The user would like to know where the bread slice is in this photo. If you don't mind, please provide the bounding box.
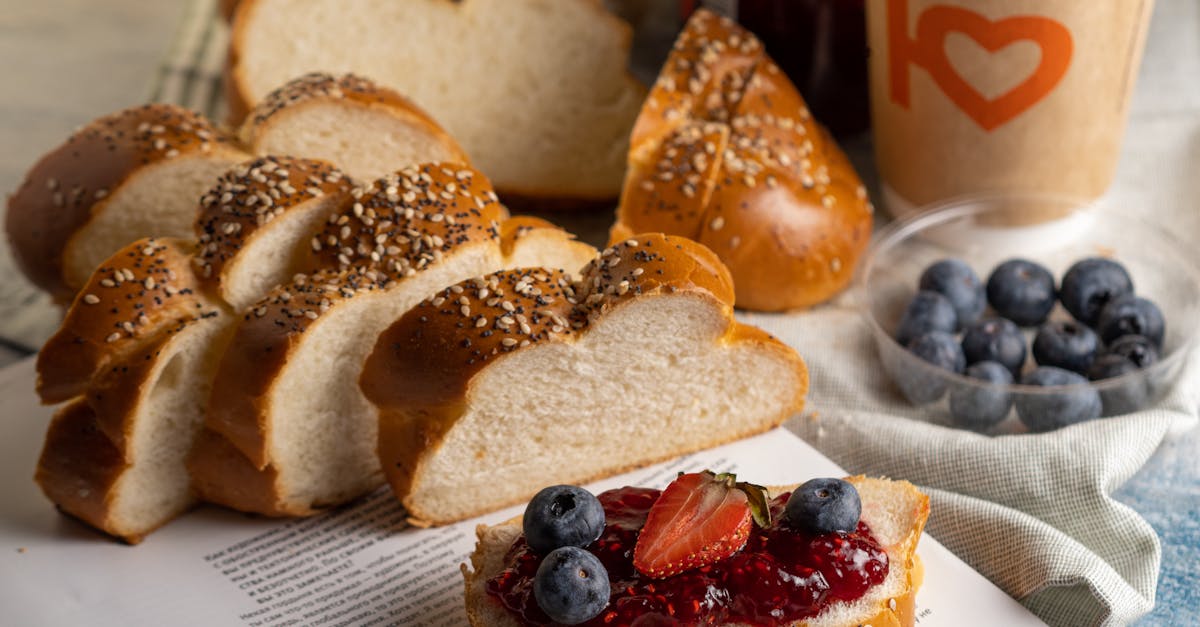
[463,476,929,627]
[240,73,469,183]
[34,239,232,543]
[194,155,354,311]
[227,0,645,201]
[188,164,597,517]
[613,10,873,311]
[6,104,248,301]
[36,239,212,405]
[360,233,809,525]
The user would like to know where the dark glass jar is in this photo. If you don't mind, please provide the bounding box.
[682,0,870,137]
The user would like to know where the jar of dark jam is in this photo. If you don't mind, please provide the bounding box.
[681,0,870,137]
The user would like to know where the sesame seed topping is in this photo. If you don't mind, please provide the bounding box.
[83,294,99,304]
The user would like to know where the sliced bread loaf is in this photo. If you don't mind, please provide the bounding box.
[34,160,355,542]
[188,164,597,517]
[6,105,248,301]
[34,238,232,543]
[463,476,929,627]
[360,234,809,526]
[226,0,645,201]
[240,73,469,183]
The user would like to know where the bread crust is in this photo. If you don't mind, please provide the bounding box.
[462,477,930,627]
[300,163,508,275]
[5,104,245,300]
[34,400,130,540]
[361,234,809,525]
[36,238,211,404]
[614,10,873,311]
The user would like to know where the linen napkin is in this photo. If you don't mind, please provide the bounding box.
[149,1,1200,625]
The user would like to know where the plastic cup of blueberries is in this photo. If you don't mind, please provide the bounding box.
[857,193,1200,434]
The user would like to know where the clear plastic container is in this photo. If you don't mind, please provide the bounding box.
[858,194,1200,434]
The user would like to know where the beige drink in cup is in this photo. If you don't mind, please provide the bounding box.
[868,0,1154,220]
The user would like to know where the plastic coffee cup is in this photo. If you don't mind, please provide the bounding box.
[867,0,1154,221]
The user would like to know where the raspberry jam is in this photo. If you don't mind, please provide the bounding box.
[485,486,889,625]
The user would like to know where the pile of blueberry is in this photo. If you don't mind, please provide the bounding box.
[522,485,610,624]
[891,256,1166,432]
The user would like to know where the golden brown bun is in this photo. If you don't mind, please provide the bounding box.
[35,238,210,404]
[5,104,245,301]
[463,477,929,627]
[362,233,808,525]
[613,9,873,311]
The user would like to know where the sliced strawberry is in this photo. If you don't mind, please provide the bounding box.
[633,471,771,579]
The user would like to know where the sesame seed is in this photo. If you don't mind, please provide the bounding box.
[501,338,517,347]
[710,216,725,231]
[105,332,121,343]
[304,310,319,320]
[83,294,99,305]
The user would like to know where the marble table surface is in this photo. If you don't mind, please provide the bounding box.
[0,1,1196,624]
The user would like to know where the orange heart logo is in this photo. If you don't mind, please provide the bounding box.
[888,0,1074,131]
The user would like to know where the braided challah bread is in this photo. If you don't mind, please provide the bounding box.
[188,164,597,517]
[361,233,809,526]
[612,9,874,311]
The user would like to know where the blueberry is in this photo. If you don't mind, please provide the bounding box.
[523,485,605,554]
[1059,258,1133,327]
[986,259,1056,326]
[1088,354,1149,415]
[533,546,610,624]
[949,361,1014,431]
[1032,320,1100,374]
[894,291,957,346]
[785,478,861,534]
[1106,334,1160,369]
[961,317,1027,378]
[895,331,966,404]
[1015,366,1102,432]
[1096,295,1165,347]
[918,259,985,329]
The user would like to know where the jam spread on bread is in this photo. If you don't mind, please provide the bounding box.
[487,481,889,625]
